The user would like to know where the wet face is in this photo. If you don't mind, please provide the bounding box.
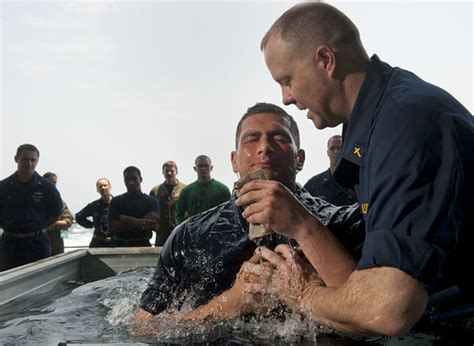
[96,179,111,197]
[231,113,304,188]
[162,165,177,183]
[327,136,342,167]
[15,149,39,177]
[124,171,142,193]
[263,35,342,129]
[194,157,212,181]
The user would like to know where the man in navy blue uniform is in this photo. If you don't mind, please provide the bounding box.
[0,144,62,270]
[75,178,114,247]
[304,134,357,206]
[108,166,159,247]
[242,2,474,337]
[132,103,364,333]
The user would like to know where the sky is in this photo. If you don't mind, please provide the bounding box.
[1,0,472,214]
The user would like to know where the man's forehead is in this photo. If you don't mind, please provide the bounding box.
[241,113,291,132]
[17,149,38,158]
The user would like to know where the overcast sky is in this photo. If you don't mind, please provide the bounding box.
[1,0,472,214]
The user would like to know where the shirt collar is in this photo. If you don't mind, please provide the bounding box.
[334,55,393,187]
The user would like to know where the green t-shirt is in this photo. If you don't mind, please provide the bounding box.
[176,179,230,224]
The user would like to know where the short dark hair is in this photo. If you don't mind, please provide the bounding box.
[43,172,57,179]
[194,155,211,166]
[235,102,300,149]
[16,143,40,157]
[327,134,342,147]
[123,166,141,178]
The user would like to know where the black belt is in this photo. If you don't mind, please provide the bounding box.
[3,229,47,239]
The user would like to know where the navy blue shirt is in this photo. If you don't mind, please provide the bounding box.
[304,169,357,206]
[108,192,160,240]
[140,186,365,315]
[75,198,112,237]
[334,55,474,296]
[0,172,62,233]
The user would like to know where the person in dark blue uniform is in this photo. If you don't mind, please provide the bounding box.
[248,2,474,336]
[108,167,159,247]
[0,144,62,270]
[75,178,114,247]
[304,135,357,206]
[132,103,365,333]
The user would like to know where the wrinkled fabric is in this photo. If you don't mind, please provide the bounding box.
[140,185,364,315]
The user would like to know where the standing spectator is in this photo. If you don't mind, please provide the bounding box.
[176,155,230,224]
[43,172,74,255]
[304,135,357,205]
[75,178,114,248]
[0,144,61,269]
[149,161,186,246]
[108,166,159,247]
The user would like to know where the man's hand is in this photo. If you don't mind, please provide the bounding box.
[181,254,273,321]
[242,245,324,312]
[235,180,315,241]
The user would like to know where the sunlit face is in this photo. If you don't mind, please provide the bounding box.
[15,149,38,177]
[194,158,212,181]
[327,136,342,167]
[263,35,341,129]
[96,179,112,197]
[231,113,304,188]
[162,165,177,182]
[124,171,141,193]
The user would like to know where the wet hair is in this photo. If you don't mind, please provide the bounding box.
[96,177,111,186]
[162,160,178,171]
[123,166,142,178]
[16,143,40,157]
[43,172,57,180]
[327,134,342,147]
[194,155,211,166]
[261,2,363,55]
[235,102,300,149]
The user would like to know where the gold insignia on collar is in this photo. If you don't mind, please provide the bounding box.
[354,147,362,158]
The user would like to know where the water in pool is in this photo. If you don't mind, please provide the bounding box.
[0,268,471,345]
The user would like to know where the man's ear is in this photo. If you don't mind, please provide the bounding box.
[14,155,18,163]
[193,166,197,172]
[230,151,239,173]
[315,45,336,79]
[296,149,305,172]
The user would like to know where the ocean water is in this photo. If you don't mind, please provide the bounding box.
[63,223,157,250]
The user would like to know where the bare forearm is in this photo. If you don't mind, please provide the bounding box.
[296,268,428,336]
[294,214,356,288]
[46,220,71,231]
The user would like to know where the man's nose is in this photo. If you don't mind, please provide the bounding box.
[282,87,295,106]
[257,137,274,154]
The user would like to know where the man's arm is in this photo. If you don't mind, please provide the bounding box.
[235,180,356,288]
[75,204,94,229]
[175,191,187,224]
[249,245,428,337]
[47,200,73,231]
[109,212,159,233]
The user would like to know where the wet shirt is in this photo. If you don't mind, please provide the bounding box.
[0,172,62,233]
[175,179,231,224]
[75,198,112,237]
[140,186,365,315]
[334,55,474,296]
[108,192,160,240]
[304,169,357,206]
